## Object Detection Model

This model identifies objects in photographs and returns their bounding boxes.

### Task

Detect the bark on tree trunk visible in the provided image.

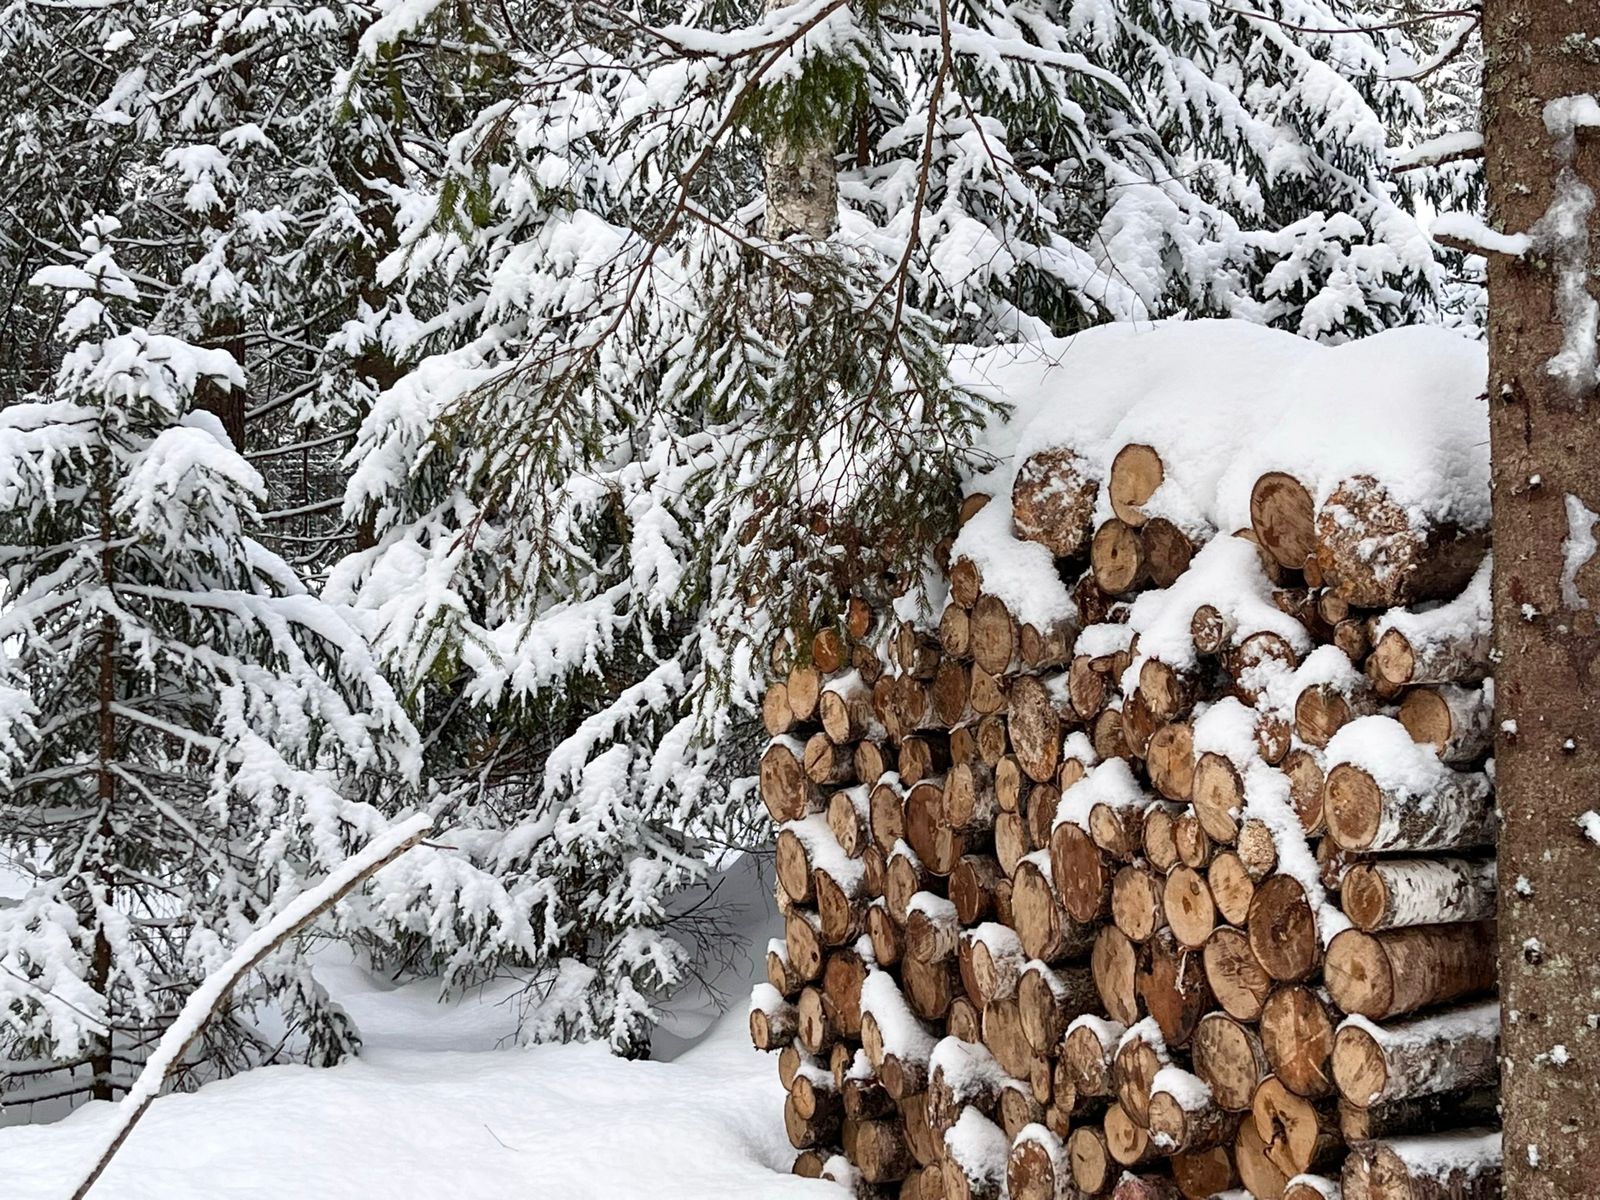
[192,29,250,452]
[762,0,841,242]
[1483,0,1600,1190]
[91,474,118,1103]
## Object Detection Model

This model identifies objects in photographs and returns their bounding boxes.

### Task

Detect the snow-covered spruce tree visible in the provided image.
[105,0,422,568]
[0,0,455,571]
[0,0,149,404]
[0,223,435,1101]
[325,0,1460,1051]
[848,0,1455,340]
[1,4,550,1089]
[326,0,982,1055]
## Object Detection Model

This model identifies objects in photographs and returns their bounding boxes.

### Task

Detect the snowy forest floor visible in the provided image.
[0,856,827,1199]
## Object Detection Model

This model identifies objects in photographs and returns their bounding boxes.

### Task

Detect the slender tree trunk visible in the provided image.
[341,44,406,552]
[761,1,840,242]
[1483,1,1600,1193]
[91,472,118,1102]
[88,906,113,1102]
[190,21,250,449]
[194,313,247,449]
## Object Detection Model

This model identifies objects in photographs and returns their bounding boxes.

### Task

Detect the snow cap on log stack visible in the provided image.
[1217,326,1488,534]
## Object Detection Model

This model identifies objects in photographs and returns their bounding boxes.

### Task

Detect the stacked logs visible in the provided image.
[754,441,1502,1200]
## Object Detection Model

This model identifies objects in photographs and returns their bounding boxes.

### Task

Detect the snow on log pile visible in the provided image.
[752,320,1502,1200]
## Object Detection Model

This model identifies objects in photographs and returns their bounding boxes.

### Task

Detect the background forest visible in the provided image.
[0,0,1486,1109]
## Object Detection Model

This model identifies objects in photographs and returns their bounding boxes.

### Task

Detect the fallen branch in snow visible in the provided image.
[68,813,435,1200]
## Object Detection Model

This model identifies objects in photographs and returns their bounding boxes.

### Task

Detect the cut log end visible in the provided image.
[1250,471,1317,571]
[1092,518,1148,596]
[1109,442,1165,527]
[1193,1011,1269,1112]
[1324,763,1383,851]
[1247,874,1321,984]
[1013,446,1099,559]
[1314,476,1488,609]
[1260,985,1335,1100]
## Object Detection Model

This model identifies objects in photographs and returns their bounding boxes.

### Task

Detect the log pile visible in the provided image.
[754,425,1502,1198]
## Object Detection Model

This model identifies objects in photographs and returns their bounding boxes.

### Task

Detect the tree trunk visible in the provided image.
[762,0,840,243]
[91,477,118,1103]
[1484,0,1600,1184]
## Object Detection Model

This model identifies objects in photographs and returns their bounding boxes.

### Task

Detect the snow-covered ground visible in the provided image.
[1,856,830,1200]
